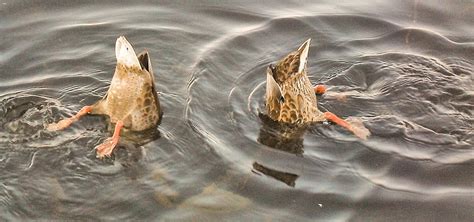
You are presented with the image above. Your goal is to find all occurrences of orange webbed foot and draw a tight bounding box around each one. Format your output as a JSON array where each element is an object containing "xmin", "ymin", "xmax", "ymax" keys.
[
  {"xmin": 95, "ymin": 137, "xmax": 119, "ymax": 158},
  {"xmin": 329, "ymin": 92, "xmax": 348, "ymax": 102},
  {"xmin": 95, "ymin": 120, "xmax": 124, "ymax": 159},
  {"xmin": 314, "ymin": 85, "xmax": 326, "ymax": 95},
  {"xmin": 324, "ymin": 112, "xmax": 370, "ymax": 140},
  {"xmin": 345, "ymin": 116, "xmax": 371, "ymax": 140}
]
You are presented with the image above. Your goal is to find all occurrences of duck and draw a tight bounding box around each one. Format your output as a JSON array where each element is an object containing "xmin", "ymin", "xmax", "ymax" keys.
[
  {"xmin": 47, "ymin": 36, "xmax": 162, "ymax": 158},
  {"xmin": 265, "ymin": 38, "xmax": 369, "ymax": 139}
]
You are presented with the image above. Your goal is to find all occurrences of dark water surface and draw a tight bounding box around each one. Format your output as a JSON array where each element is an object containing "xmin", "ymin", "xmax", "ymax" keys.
[{"xmin": 1, "ymin": 1, "xmax": 473, "ymax": 221}]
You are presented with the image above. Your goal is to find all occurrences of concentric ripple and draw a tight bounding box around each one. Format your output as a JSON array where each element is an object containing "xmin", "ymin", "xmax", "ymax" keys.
[
  {"xmin": 1, "ymin": 1, "xmax": 474, "ymax": 221},
  {"xmin": 186, "ymin": 13, "xmax": 474, "ymax": 220}
]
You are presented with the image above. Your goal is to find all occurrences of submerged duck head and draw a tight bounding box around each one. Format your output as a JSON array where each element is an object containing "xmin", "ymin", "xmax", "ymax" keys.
[{"xmin": 265, "ymin": 39, "xmax": 323, "ymax": 124}]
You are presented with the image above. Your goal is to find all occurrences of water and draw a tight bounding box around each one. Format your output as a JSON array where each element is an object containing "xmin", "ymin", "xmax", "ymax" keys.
[{"xmin": 1, "ymin": 1, "xmax": 473, "ymax": 221}]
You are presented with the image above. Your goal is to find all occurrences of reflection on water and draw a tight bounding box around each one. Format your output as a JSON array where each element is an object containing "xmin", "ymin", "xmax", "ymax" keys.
[
  {"xmin": 1, "ymin": 0, "xmax": 474, "ymax": 221},
  {"xmin": 255, "ymin": 113, "xmax": 307, "ymax": 187},
  {"xmin": 252, "ymin": 162, "xmax": 299, "ymax": 187},
  {"xmin": 257, "ymin": 113, "xmax": 307, "ymax": 156}
]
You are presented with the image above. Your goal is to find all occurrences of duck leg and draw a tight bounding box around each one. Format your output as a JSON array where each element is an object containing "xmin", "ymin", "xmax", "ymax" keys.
[
  {"xmin": 95, "ymin": 120, "xmax": 124, "ymax": 158},
  {"xmin": 324, "ymin": 112, "xmax": 369, "ymax": 139},
  {"xmin": 314, "ymin": 85, "xmax": 326, "ymax": 95},
  {"xmin": 47, "ymin": 106, "xmax": 93, "ymax": 131}
]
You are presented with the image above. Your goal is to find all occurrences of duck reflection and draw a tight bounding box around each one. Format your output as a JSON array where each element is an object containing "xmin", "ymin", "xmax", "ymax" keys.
[
  {"xmin": 254, "ymin": 112, "xmax": 308, "ymax": 187},
  {"xmin": 252, "ymin": 162, "xmax": 299, "ymax": 187}
]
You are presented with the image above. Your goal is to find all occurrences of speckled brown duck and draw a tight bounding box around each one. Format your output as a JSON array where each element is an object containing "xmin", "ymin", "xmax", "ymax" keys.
[
  {"xmin": 47, "ymin": 36, "xmax": 162, "ymax": 158},
  {"xmin": 265, "ymin": 38, "xmax": 369, "ymax": 139}
]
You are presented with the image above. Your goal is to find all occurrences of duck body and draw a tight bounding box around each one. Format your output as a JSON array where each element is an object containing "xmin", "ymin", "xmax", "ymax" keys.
[
  {"xmin": 266, "ymin": 39, "xmax": 324, "ymax": 124},
  {"xmin": 265, "ymin": 39, "xmax": 369, "ymax": 139},
  {"xmin": 47, "ymin": 36, "xmax": 161, "ymax": 157},
  {"xmin": 91, "ymin": 37, "xmax": 161, "ymax": 131}
]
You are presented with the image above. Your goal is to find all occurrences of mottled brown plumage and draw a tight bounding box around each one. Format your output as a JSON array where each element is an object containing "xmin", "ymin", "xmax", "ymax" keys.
[
  {"xmin": 91, "ymin": 47, "xmax": 161, "ymax": 131},
  {"xmin": 265, "ymin": 39, "xmax": 370, "ymax": 139},
  {"xmin": 266, "ymin": 38, "xmax": 324, "ymax": 124}
]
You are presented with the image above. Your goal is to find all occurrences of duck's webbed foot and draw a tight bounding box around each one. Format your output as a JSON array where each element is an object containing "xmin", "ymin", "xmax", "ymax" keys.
[
  {"xmin": 95, "ymin": 120, "xmax": 124, "ymax": 158},
  {"xmin": 47, "ymin": 106, "xmax": 93, "ymax": 131},
  {"xmin": 324, "ymin": 112, "xmax": 370, "ymax": 140}
]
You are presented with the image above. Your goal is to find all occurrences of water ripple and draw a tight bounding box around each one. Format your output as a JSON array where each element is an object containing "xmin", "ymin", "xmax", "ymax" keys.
[{"xmin": 1, "ymin": 1, "xmax": 473, "ymax": 221}]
